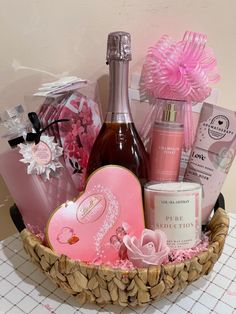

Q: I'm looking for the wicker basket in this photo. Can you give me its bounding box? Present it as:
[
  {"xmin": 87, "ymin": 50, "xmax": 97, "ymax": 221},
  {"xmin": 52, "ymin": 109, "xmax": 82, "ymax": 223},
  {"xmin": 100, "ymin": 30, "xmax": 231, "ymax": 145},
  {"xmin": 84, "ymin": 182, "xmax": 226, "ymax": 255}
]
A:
[{"xmin": 18, "ymin": 206, "xmax": 229, "ymax": 307}]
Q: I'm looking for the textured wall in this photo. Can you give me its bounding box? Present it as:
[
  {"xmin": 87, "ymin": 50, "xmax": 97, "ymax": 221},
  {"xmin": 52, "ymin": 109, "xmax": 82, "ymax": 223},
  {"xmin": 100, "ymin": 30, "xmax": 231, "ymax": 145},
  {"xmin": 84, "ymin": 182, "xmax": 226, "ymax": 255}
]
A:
[{"xmin": 0, "ymin": 0, "xmax": 235, "ymax": 228}]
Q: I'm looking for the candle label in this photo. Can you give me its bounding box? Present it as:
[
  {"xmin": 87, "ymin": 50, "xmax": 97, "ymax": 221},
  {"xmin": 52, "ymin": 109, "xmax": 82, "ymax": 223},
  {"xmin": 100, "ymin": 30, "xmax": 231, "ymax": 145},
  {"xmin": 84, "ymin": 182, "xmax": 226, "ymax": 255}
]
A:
[{"xmin": 153, "ymin": 193, "xmax": 200, "ymax": 249}]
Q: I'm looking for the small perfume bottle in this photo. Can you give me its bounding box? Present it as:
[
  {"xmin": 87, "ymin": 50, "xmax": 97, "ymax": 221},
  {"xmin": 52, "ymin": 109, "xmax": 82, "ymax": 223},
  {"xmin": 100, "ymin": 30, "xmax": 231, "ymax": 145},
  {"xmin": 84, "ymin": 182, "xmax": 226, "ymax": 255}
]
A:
[{"xmin": 149, "ymin": 100, "xmax": 184, "ymax": 182}]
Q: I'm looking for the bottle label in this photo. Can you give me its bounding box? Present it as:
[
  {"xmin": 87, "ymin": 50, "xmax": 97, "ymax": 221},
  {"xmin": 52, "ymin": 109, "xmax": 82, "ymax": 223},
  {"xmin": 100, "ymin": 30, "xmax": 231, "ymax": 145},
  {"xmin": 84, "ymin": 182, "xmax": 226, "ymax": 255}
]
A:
[
  {"xmin": 76, "ymin": 193, "xmax": 106, "ymax": 224},
  {"xmin": 18, "ymin": 135, "xmax": 63, "ymax": 180},
  {"xmin": 31, "ymin": 141, "xmax": 52, "ymax": 165},
  {"xmin": 150, "ymin": 128, "xmax": 183, "ymax": 181},
  {"xmin": 105, "ymin": 112, "xmax": 132, "ymax": 123}
]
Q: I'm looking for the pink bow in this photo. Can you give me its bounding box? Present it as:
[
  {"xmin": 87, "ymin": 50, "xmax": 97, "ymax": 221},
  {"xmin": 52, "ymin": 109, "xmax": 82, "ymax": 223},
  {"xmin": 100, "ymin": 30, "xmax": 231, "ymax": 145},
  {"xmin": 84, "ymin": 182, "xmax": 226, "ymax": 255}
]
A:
[
  {"xmin": 141, "ymin": 31, "xmax": 220, "ymax": 149},
  {"xmin": 142, "ymin": 31, "xmax": 220, "ymax": 102}
]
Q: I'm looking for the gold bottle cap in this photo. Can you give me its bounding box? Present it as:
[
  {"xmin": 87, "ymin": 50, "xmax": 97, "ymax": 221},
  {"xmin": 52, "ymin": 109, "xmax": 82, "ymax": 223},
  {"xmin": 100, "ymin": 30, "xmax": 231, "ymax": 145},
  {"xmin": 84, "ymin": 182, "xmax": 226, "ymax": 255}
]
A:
[{"xmin": 162, "ymin": 103, "xmax": 177, "ymax": 122}]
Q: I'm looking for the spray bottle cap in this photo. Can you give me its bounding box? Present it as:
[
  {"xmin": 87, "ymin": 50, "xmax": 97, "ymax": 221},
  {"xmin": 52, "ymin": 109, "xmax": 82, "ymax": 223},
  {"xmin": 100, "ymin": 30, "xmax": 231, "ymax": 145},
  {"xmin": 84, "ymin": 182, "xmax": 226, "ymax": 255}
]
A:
[
  {"xmin": 162, "ymin": 103, "xmax": 177, "ymax": 122},
  {"xmin": 0, "ymin": 104, "xmax": 24, "ymax": 122},
  {"xmin": 0, "ymin": 104, "xmax": 27, "ymax": 146}
]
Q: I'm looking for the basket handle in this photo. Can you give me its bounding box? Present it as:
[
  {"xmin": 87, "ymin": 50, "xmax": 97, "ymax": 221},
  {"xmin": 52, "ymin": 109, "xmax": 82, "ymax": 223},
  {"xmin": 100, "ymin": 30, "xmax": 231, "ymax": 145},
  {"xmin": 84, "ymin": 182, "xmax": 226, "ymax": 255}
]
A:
[
  {"xmin": 10, "ymin": 204, "xmax": 25, "ymax": 232},
  {"xmin": 214, "ymin": 193, "xmax": 225, "ymax": 211}
]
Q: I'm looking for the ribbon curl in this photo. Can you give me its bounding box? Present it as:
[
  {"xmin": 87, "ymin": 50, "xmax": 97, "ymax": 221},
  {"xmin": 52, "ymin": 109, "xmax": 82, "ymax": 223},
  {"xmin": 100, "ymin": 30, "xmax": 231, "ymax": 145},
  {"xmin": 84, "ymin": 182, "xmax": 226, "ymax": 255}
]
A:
[
  {"xmin": 26, "ymin": 112, "xmax": 69, "ymax": 145},
  {"xmin": 8, "ymin": 112, "xmax": 69, "ymax": 147},
  {"xmin": 142, "ymin": 31, "xmax": 220, "ymax": 102}
]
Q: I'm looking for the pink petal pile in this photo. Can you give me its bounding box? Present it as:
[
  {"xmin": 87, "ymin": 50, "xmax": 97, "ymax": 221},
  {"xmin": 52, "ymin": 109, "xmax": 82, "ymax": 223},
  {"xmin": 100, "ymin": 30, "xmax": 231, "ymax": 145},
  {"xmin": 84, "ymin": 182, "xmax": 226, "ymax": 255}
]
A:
[{"xmin": 165, "ymin": 233, "xmax": 209, "ymax": 264}]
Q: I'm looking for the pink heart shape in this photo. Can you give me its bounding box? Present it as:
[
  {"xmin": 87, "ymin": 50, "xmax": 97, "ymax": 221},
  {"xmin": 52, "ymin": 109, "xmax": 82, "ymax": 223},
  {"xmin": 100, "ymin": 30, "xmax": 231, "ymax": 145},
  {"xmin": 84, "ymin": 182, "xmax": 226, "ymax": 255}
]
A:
[{"xmin": 46, "ymin": 165, "xmax": 145, "ymax": 263}]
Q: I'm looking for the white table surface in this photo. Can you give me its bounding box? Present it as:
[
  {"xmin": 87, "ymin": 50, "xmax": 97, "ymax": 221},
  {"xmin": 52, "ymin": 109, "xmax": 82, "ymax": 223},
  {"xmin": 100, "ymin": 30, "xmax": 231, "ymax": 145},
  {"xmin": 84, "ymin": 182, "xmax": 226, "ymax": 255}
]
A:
[{"xmin": 0, "ymin": 213, "xmax": 235, "ymax": 314}]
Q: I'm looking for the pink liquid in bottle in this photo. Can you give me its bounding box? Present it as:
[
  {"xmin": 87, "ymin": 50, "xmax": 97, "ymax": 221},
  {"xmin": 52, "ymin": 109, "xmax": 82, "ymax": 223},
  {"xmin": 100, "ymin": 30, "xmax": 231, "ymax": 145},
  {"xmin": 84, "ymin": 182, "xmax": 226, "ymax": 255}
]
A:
[{"xmin": 149, "ymin": 101, "xmax": 184, "ymax": 182}]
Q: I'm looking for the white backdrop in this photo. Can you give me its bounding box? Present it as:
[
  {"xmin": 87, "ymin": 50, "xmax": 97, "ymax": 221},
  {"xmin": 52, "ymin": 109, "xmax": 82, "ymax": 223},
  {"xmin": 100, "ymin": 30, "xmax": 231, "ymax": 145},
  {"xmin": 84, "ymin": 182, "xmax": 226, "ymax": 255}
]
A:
[{"xmin": 0, "ymin": 0, "xmax": 235, "ymax": 211}]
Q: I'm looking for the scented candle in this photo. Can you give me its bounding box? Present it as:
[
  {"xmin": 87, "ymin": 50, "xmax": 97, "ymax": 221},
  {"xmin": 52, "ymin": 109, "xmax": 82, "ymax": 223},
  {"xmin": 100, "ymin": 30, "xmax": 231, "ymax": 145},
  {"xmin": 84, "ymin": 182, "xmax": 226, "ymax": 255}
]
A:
[{"xmin": 144, "ymin": 182, "xmax": 202, "ymax": 249}]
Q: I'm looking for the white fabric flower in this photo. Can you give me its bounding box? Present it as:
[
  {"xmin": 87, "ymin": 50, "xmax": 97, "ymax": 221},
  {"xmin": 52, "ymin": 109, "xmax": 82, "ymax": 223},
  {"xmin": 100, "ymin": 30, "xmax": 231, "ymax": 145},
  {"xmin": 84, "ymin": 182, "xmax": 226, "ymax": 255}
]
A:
[{"xmin": 18, "ymin": 135, "xmax": 63, "ymax": 180}]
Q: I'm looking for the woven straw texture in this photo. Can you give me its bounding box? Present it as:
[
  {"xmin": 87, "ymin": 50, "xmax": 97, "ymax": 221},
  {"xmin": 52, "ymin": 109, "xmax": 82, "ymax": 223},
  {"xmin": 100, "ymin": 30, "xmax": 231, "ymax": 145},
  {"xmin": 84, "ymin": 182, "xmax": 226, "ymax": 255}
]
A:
[{"xmin": 20, "ymin": 208, "xmax": 229, "ymax": 307}]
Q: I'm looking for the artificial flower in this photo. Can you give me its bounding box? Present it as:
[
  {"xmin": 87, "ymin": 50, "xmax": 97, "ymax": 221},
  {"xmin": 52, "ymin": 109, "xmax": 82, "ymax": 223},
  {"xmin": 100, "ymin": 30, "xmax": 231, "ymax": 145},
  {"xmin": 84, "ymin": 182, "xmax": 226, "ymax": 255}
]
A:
[
  {"xmin": 18, "ymin": 135, "xmax": 63, "ymax": 180},
  {"xmin": 123, "ymin": 229, "xmax": 170, "ymax": 267}
]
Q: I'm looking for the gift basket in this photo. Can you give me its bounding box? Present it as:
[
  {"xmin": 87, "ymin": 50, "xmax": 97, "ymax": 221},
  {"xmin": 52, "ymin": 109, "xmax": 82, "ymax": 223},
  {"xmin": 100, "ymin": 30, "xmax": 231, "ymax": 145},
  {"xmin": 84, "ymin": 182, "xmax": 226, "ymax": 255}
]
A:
[
  {"xmin": 1, "ymin": 31, "xmax": 234, "ymax": 308},
  {"xmin": 12, "ymin": 197, "xmax": 229, "ymax": 307}
]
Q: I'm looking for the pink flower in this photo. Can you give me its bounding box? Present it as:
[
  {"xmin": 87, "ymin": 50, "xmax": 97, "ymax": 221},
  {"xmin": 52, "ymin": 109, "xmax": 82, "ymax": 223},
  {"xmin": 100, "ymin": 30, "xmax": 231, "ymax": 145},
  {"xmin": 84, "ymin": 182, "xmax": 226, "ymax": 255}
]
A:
[
  {"xmin": 65, "ymin": 140, "xmax": 81, "ymax": 159},
  {"xmin": 71, "ymin": 121, "xmax": 84, "ymax": 137},
  {"xmin": 80, "ymin": 124, "xmax": 100, "ymax": 151},
  {"xmin": 123, "ymin": 229, "xmax": 170, "ymax": 268},
  {"xmin": 70, "ymin": 96, "xmax": 82, "ymax": 108},
  {"xmin": 79, "ymin": 102, "xmax": 93, "ymax": 126},
  {"xmin": 77, "ymin": 147, "xmax": 89, "ymax": 168}
]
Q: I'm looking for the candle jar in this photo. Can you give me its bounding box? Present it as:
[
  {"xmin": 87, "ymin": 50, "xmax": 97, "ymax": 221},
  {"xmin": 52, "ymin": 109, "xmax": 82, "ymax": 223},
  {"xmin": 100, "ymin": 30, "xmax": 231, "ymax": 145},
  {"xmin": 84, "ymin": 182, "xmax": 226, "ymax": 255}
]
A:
[{"xmin": 144, "ymin": 182, "xmax": 202, "ymax": 249}]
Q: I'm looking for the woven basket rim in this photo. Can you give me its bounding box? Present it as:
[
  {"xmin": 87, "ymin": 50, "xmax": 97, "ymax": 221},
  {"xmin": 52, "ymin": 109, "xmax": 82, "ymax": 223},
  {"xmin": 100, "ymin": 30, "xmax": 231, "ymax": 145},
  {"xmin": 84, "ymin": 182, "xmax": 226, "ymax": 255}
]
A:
[
  {"xmin": 21, "ymin": 207, "xmax": 229, "ymax": 273},
  {"xmin": 20, "ymin": 207, "xmax": 230, "ymax": 307}
]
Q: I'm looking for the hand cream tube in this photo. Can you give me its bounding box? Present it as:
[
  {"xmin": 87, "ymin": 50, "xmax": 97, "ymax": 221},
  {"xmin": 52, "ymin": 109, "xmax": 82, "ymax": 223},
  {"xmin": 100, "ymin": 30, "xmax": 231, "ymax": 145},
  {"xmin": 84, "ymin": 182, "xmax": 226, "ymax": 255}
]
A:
[
  {"xmin": 184, "ymin": 102, "xmax": 236, "ymax": 224},
  {"xmin": 179, "ymin": 88, "xmax": 219, "ymax": 180}
]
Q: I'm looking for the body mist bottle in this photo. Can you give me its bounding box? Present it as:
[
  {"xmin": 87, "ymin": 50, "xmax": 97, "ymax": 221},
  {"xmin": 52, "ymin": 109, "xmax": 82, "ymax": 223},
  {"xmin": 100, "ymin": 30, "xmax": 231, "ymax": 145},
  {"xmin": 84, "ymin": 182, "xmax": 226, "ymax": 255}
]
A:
[
  {"xmin": 87, "ymin": 32, "xmax": 149, "ymax": 185},
  {"xmin": 149, "ymin": 99, "xmax": 184, "ymax": 182}
]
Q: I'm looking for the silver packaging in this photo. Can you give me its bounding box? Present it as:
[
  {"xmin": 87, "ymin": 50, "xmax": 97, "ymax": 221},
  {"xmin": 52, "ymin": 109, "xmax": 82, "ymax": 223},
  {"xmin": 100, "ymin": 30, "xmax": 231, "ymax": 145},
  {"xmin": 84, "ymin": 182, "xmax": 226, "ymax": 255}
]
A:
[{"xmin": 106, "ymin": 31, "xmax": 132, "ymax": 63}]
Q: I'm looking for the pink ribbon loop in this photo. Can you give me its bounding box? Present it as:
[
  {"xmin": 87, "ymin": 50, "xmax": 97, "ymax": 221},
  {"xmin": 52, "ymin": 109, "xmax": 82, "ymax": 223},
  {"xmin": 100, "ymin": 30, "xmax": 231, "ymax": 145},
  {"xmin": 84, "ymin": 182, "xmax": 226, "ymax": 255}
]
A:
[{"xmin": 141, "ymin": 31, "xmax": 220, "ymax": 149}]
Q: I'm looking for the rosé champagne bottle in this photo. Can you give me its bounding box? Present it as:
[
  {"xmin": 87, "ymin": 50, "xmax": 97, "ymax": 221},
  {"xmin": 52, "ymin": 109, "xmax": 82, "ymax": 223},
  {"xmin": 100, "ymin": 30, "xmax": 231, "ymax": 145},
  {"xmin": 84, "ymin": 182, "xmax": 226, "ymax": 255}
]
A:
[{"xmin": 87, "ymin": 32, "xmax": 149, "ymax": 185}]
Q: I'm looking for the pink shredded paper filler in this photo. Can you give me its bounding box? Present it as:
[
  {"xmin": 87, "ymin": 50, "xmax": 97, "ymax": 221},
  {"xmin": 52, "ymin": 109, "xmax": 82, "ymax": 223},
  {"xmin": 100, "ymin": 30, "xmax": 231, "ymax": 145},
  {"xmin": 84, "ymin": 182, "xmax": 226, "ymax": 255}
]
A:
[
  {"xmin": 27, "ymin": 224, "xmax": 209, "ymax": 270},
  {"xmin": 88, "ymin": 234, "xmax": 209, "ymax": 270}
]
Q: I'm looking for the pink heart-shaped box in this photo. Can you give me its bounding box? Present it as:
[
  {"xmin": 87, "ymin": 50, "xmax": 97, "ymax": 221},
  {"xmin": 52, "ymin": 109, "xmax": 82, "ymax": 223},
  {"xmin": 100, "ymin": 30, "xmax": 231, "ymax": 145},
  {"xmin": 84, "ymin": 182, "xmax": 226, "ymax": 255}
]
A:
[{"xmin": 46, "ymin": 165, "xmax": 145, "ymax": 263}]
